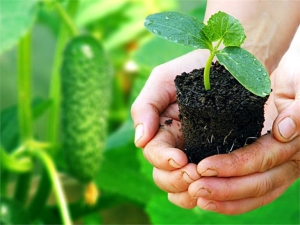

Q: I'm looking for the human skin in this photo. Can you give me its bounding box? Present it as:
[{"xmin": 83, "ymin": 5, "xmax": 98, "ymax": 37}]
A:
[{"xmin": 131, "ymin": 0, "xmax": 300, "ymax": 214}]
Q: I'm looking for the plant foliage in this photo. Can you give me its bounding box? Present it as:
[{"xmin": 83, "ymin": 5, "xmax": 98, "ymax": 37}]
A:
[{"xmin": 144, "ymin": 11, "xmax": 271, "ymax": 97}]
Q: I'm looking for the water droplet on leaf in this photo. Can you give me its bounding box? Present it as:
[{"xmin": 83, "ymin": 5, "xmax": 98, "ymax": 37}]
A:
[
  {"xmin": 153, "ymin": 29, "xmax": 160, "ymax": 35},
  {"xmin": 144, "ymin": 19, "xmax": 153, "ymax": 26}
]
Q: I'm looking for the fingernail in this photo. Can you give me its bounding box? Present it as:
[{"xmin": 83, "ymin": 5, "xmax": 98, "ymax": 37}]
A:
[
  {"xmin": 195, "ymin": 188, "xmax": 211, "ymax": 197},
  {"xmin": 201, "ymin": 169, "xmax": 218, "ymax": 177},
  {"xmin": 204, "ymin": 202, "xmax": 217, "ymax": 211},
  {"xmin": 168, "ymin": 159, "xmax": 181, "ymax": 168},
  {"xmin": 278, "ymin": 117, "xmax": 296, "ymax": 139},
  {"xmin": 182, "ymin": 172, "xmax": 195, "ymax": 183},
  {"xmin": 134, "ymin": 124, "xmax": 144, "ymax": 143}
]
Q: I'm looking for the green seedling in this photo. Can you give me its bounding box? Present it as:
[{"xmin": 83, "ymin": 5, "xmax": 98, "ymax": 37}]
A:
[{"xmin": 144, "ymin": 11, "xmax": 271, "ymax": 97}]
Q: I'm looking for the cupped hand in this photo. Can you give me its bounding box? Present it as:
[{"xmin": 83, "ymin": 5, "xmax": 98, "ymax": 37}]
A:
[
  {"xmin": 131, "ymin": 47, "xmax": 300, "ymax": 214},
  {"xmin": 131, "ymin": 49, "xmax": 208, "ymax": 208},
  {"xmin": 188, "ymin": 48, "xmax": 300, "ymax": 214}
]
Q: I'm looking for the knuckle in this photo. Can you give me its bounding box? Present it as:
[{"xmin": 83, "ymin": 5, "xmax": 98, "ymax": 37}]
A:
[{"xmin": 253, "ymin": 177, "xmax": 273, "ymax": 197}]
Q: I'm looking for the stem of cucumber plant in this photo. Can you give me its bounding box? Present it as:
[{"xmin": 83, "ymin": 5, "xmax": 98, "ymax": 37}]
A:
[
  {"xmin": 31, "ymin": 149, "xmax": 72, "ymax": 225},
  {"xmin": 17, "ymin": 32, "xmax": 33, "ymax": 143},
  {"xmin": 30, "ymin": 0, "xmax": 79, "ymax": 221},
  {"xmin": 47, "ymin": 0, "xmax": 79, "ymax": 151},
  {"xmin": 14, "ymin": 31, "xmax": 33, "ymax": 204},
  {"xmin": 203, "ymin": 38, "xmax": 223, "ymax": 91},
  {"xmin": 53, "ymin": 1, "xmax": 79, "ymax": 36}
]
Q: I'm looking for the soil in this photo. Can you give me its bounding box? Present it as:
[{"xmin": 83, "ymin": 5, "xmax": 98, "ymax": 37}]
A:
[{"xmin": 174, "ymin": 61, "xmax": 269, "ymax": 164}]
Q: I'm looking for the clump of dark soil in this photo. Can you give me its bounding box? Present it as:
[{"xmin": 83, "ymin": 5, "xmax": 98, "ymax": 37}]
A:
[{"xmin": 174, "ymin": 61, "xmax": 269, "ymax": 164}]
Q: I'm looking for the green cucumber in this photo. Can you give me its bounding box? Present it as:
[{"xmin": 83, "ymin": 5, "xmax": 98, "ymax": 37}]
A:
[{"xmin": 61, "ymin": 35, "xmax": 112, "ymax": 182}]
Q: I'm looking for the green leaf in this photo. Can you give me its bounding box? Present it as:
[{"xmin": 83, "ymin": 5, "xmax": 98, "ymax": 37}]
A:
[
  {"xmin": 96, "ymin": 140, "xmax": 160, "ymax": 204},
  {"xmin": 0, "ymin": 0, "xmax": 38, "ymax": 54},
  {"xmin": 0, "ymin": 197, "xmax": 30, "ymax": 224},
  {"xmin": 216, "ymin": 47, "xmax": 271, "ymax": 97},
  {"xmin": 203, "ymin": 11, "xmax": 246, "ymax": 47},
  {"xmin": 0, "ymin": 98, "xmax": 51, "ymax": 151},
  {"xmin": 147, "ymin": 181, "xmax": 300, "ymax": 224},
  {"xmin": 133, "ymin": 37, "xmax": 193, "ymax": 69},
  {"xmin": 76, "ymin": 0, "xmax": 128, "ymax": 26},
  {"xmin": 145, "ymin": 11, "xmax": 212, "ymax": 50}
]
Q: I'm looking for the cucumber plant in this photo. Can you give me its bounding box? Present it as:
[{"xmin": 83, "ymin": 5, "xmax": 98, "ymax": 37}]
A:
[{"xmin": 144, "ymin": 11, "xmax": 271, "ymax": 97}]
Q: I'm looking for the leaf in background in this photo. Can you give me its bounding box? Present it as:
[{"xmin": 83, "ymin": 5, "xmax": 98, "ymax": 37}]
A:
[
  {"xmin": 0, "ymin": 98, "xmax": 51, "ymax": 150},
  {"xmin": 147, "ymin": 194, "xmax": 207, "ymax": 224},
  {"xmin": 0, "ymin": 197, "xmax": 30, "ymax": 224},
  {"xmin": 76, "ymin": 0, "xmax": 128, "ymax": 27},
  {"xmin": 145, "ymin": 12, "xmax": 212, "ymax": 50},
  {"xmin": 133, "ymin": 37, "xmax": 193, "ymax": 70},
  {"xmin": 147, "ymin": 180, "xmax": 300, "ymax": 224},
  {"xmin": 0, "ymin": 0, "xmax": 38, "ymax": 54},
  {"xmin": 203, "ymin": 11, "xmax": 246, "ymax": 47},
  {"xmin": 216, "ymin": 47, "xmax": 271, "ymax": 97},
  {"xmin": 106, "ymin": 119, "xmax": 134, "ymax": 150},
  {"xmin": 96, "ymin": 143, "xmax": 161, "ymax": 204}
]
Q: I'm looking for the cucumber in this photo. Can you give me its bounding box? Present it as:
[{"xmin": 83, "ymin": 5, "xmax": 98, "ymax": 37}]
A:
[{"xmin": 61, "ymin": 35, "xmax": 112, "ymax": 182}]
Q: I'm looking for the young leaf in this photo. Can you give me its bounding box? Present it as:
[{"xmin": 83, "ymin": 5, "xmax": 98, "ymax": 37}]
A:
[
  {"xmin": 216, "ymin": 47, "xmax": 271, "ymax": 97},
  {"xmin": 144, "ymin": 11, "xmax": 212, "ymax": 50},
  {"xmin": 203, "ymin": 11, "xmax": 246, "ymax": 47}
]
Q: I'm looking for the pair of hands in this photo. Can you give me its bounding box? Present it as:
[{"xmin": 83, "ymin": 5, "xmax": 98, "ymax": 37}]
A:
[{"xmin": 131, "ymin": 47, "xmax": 300, "ymax": 215}]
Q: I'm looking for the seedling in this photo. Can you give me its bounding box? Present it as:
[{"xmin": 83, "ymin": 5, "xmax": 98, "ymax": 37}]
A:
[{"xmin": 144, "ymin": 11, "xmax": 271, "ymax": 97}]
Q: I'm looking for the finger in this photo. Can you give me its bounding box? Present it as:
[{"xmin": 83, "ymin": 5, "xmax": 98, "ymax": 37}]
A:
[
  {"xmin": 159, "ymin": 116, "xmax": 184, "ymax": 149},
  {"xmin": 131, "ymin": 49, "xmax": 209, "ymax": 148},
  {"xmin": 153, "ymin": 163, "xmax": 200, "ymax": 193},
  {"xmin": 131, "ymin": 66, "xmax": 177, "ymax": 148},
  {"xmin": 262, "ymin": 75, "xmax": 278, "ymax": 134},
  {"xmin": 273, "ymin": 100, "xmax": 300, "ymax": 142},
  {"xmin": 190, "ymin": 160, "xmax": 299, "ymax": 201},
  {"xmin": 196, "ymin": 174, "xmax": 294, "ymax": 215},
  {"xmin": 272, "ymin": 49, "xmax": 300, "ymax": 142},
  {"xmin": 143, "ymin": 128, "xmax": 187, "ymax": 170},
  {"xmin": 197, "ymin": 134, "xmax": 300, "ymax": 177},
  {"xmin": 168, "ymin": 192, "xmax": 197, "ymax": 209}
]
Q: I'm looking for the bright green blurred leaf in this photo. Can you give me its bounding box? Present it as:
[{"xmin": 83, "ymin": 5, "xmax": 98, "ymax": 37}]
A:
[
  {"xmin": 0, "ymin": 98, "xmax": 51, "ymax": 150},
  {"xmin": 97, "ymin": 139, "xmax": 160, "ymax": 204},
  {"xmin": 76, "ymin": 0, "xmax": 128, "ymax": 26},
  {"xmin": 0, "ymin": 0, "xmax": 38, "ymax": 54},
  {"xmin": 147, "ymin": 180, "xmax": 300, "ymax": 224},
  {"xmin": 216, "ymin": 47, "xmax": 271, "ymax": 97},
  {"xmin": 133, "ymin": 37, "xmax": 193, "ymax": 69}
]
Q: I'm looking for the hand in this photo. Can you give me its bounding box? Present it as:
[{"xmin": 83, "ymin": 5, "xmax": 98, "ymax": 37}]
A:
[
  {"xmin": 131, "ymin": 50, "xmax": 207, "ymax": 208},
  {"xmin": 188, "ymin": 48, "xmax": 300, "ymax": 214},
  {"xmin": 131, "ymin": 46, "xmax": 300, "ymax": 214}
]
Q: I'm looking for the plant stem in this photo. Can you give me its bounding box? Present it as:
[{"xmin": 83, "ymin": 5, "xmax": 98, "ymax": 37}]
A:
[
  {"xmin": 203, "ymin": 38, "xmax": 223, "ymax": 91},
  {"xmin": 203, "ymin": 53, "xmax": 214, "ymax": 90},
  {"xmin": 53, "ymin": 1, "xmax": 79, "ymax": 37},
  {"xmin": 17, "ymin": 32, "xmax": 33, "ymax": 142},
  {"xmin": 29, "ymin": 0, "xmax": 79, "ymax": 221},
  {"xmin": 31, "ymin": 149, "xmax": 72, "ymax": 225},
  {"xmin": 14, "ymin": 31, "xmax": 33, "ymax": 204},
  {"xmin": 47, "ymin": 0, "xmax": 79, "ymax": 149}
]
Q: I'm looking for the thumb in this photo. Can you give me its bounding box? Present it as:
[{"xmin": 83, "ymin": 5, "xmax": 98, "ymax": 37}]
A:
[{"xmin": 272, "ymin": 99, "xmax": 300, "ymax": 142}]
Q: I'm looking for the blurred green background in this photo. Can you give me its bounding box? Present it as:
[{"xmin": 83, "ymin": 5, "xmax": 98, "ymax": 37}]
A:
[{"xmin": 0, "ymin": 0, "xmax": 299, "ymax": 224}]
